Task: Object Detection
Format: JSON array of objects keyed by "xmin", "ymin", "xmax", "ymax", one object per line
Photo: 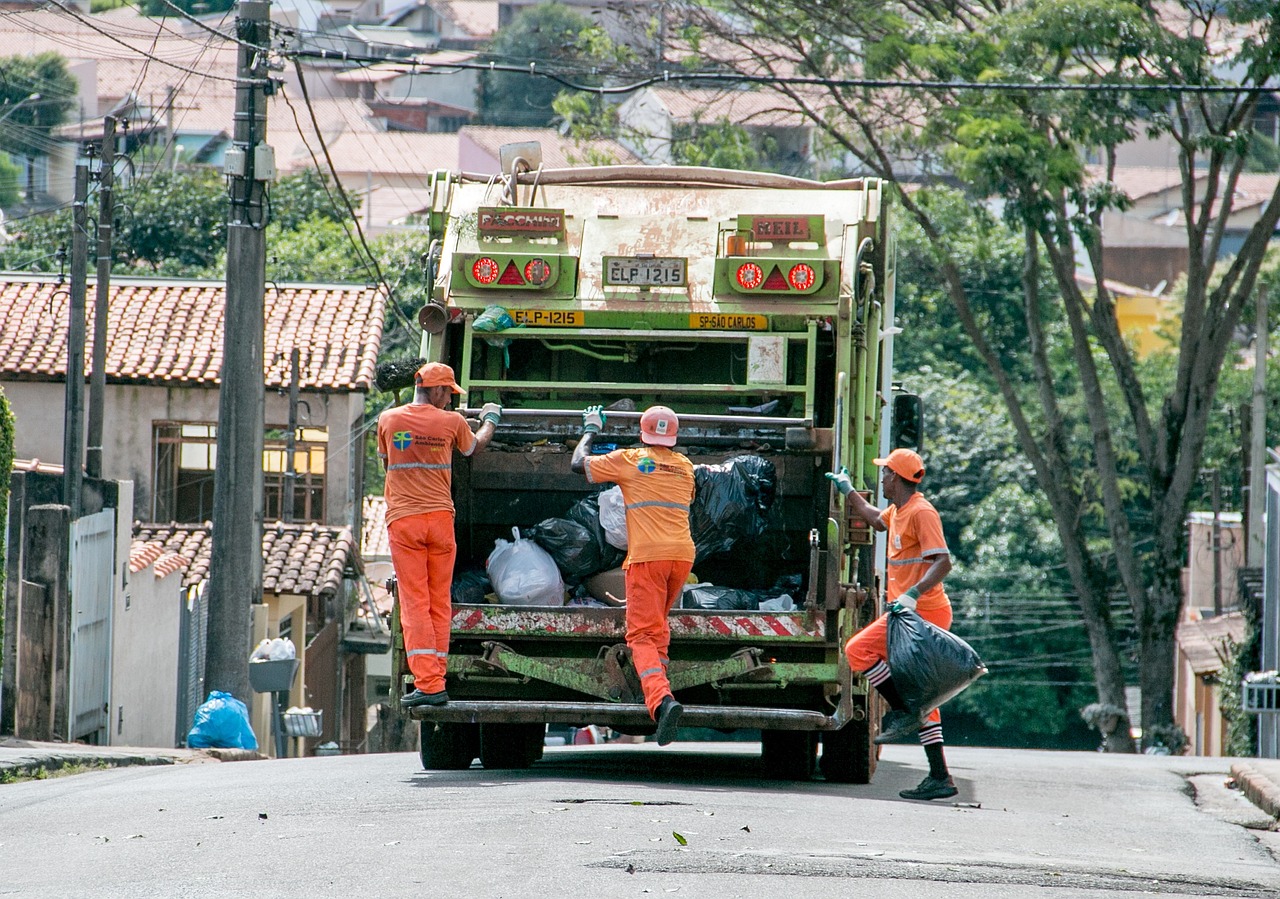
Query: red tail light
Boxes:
[
  {"xmin": 736, "ymin": 262, "xmax": 764, "ymax": 290},
  {"xmin": 524, "ymin": 258, "xmax": 552, "ymax": 286},
  {"xmin": 472, "ymin": 257, "xmax": 500, "ymax": 285},
  {"xmin": 788, "ymin": 263, "xmax": 816, "ymax": 291}
]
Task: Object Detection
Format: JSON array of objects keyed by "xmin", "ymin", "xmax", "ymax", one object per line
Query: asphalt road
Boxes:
[{"xmin": 1, "ymin": 743, "xmax": 1277, "ymax": 898}]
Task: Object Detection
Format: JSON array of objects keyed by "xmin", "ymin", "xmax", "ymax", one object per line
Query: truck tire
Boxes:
[
  {"xmin": 479, "ymin": 723, "xmax": 545, "ymax": 769},
  {"xmin": 819, "ymin": 722, "xmax": 875, "ymax": 784},
  {"xmin": 419, "ymin": 721, "xmax": 479, "ymax": 771},
  {"xmin": 760, "ymin": 730, "xmax": 818, "ymax": 780}
]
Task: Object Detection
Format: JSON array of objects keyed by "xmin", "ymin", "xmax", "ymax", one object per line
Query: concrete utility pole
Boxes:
[
  {"xmin": 284, "ymin": 347, "xmax": 300, "ymax": 524},
  {"xmin": 87, "ymin": 117, "xmax": 115, "ymax": 480},
  {"xmin": 62, "ymin": 161, "xmax": 89, "ymax": 518},
  {"xmin": 205, "ymin": 0, "xmax": 273, "ymax": 701},
  {"xmin": 1247, "ymin": 287, "xmax": 1269, "ymax": 568}
]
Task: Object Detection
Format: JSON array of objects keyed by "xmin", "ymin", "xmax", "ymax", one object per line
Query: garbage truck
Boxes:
[{"xmin": 390, "ymin": 149, "xmax": 916, "ymax": 783}]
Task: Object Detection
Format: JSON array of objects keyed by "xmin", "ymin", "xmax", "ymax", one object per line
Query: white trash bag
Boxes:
[
  {"xmin": 597, "ymin": 486, "xmax": 629, "ymax": 550},
  {"xmin": 486, "ymin": 527, "xmax": 566, "ymax": 606},
  {"xmin": 250, "ymin": 636, "xmax": 297, "ymax": 661}
]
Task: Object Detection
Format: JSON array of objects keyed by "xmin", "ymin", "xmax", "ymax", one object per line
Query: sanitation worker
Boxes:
[
  {"xmin": 378, "ymin": 362, "xmax": 501, "ymax": 708},
  {"xmin": 571, "ymin": 404, "xmax": 694, "ymax": 745},
  {"xmin": 827, "ymin": 448, "xmax": 957, "ymax": 801}
]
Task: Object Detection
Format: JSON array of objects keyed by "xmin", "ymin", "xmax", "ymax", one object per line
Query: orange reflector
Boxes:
[
  {"xmin": 736, "ymin": 262, "xmax": 764, "ymax": 290},
  {"xmin": 524, "ymin": 258, "xmax": 552, "ymax": 286},
  {"xmin": 788, "ymin": 263, "xmax": 816, "ymax": 291},
  {"xmin": 472, "ymin": 257, "xmax": 500, "ymax": 285},
  {"xmin": 497, "ymin": 260, "xmax": 524, "ymax": 285},
  {"xmin": 762, "ymin": 266, "xmax": 789, "ymax": 290}
]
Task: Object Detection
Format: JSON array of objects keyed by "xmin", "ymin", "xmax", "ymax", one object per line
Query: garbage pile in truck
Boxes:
[{"xmin": 472, "ymin": 454, "xmax": 801, "ymax": 610}]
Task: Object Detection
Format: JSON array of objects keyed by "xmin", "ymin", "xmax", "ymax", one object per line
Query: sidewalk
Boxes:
[
  {"xmin": 0, "ymin": 737, "xmax": 262, "ymax": 781},
  {"xmin": 1232, "ymin": 759, "xmax": 1280, "ymax": 822}
]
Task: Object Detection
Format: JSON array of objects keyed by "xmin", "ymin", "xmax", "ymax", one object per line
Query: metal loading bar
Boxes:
[
  {"xmin": 408, "ymin": 700, "xmax": 848, "ymax": 731},
  {"xmin": 459, "ymin": 408, "xmax": 811, "ymax": 429}
]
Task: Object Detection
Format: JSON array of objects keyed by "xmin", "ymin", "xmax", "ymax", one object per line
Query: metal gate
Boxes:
[{"xmin": 68, "ymin": 510, "xmax": 116, "ymax": 742}]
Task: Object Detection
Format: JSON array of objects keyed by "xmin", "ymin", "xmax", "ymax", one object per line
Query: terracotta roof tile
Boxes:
[
  {"xmin": 0, "ymin": 276, "xmax": 384, "ymax": 391},
  {"xmin": 1176, "ymin": 611, "xmax": 1246, "ymax": 676},
  {"xmin": 131, "ymin": 521, "xmax": 356, "ymax": 597},
  {"xmin": 362, "ymin": 495, "xmax": 390, "ymax": 560},
  {"xmin": 459, "ymin": 125, "xmax": 640, "ymax": 170}
]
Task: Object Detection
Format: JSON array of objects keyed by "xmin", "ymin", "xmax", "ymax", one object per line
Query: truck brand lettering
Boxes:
[
  {"xmin": 478, "ymin": 207, "xmax": 565, "ymax": 234},
  {"xmin": 510, "ymin": 309, "xmax": 585, "ymax": 326},
  {"xmin": 750, "ymin": 217, "xmax": 810, "ymax": 240},
  {"xmin": 690, "ymin": 313, "xmax": 767, "ymax": 330}
]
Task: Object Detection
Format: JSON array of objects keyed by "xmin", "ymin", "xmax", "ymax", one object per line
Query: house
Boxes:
[
  {"xmin": 1174, "ymin": 610, "xmax": 1247, "ymax": 757},
  {"xmin": 332, "ymin": 52, "xmax": 481, "ymax": 133},
  {"xmin": 458, "ymin": 125, "xmax": 640, "ymax": 172},
  {"xmin": 0, "ymin": 274, "xmax": 383, "ymax": 528}
]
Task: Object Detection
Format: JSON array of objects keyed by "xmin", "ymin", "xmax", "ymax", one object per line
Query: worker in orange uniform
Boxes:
[
  {"xmin": 827, "ymin": 448, "xmax": 957, "ymax": 801},
  {"xmin": 378, "ymin": 362, "xmax": 501, "ymax": 708},
  {"xmin": 571, "ymin": 404, "xmax": 694, "ymax": 745}
]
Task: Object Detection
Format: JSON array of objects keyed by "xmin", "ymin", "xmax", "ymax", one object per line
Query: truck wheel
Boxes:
[
  {"xmin": 419, "ymin": 721, "xmax": 479, "ymax": 770},
  {"xmin": 819, "ymin": 722, "xmax": 875, "ymax": 784},
  {"xmin": 760, "ymin": 730, "xmax": 818, "ymax": 780},
  {"xmin": 479, "ymin": 723, "xmax": 545, "ymax": 769}
]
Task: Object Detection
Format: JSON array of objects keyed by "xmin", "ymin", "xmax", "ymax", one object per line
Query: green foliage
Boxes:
[
  {"xmin": 0, "ymin": 152, "xmax": 20, "ymax": 208},
  {"xmin": 0, "ymin": 53, "xmax": 78, "ymax": 161},
  {"xmin": 265, "ymin": 215, "xmax": 366, "ymax": 283},
  {"xmin": 138, "ymin": 0, "xmax": 234, "ymax": 15},
  {"xmin": 90, "ymin": 0, "xmax": 127, "ymax": 10},
  {"xmin": 115, "ymin": 169, "xmax": 227, "ymax": 271},
  {"xmin": 269, "ymin": 170, "xmax": 355, "ymax": 232},
  {"xmin": 479, "ymin": 3, "xmax": 630, "ymax": 127},
  {"xmin": 672, "ymin": 119, "xmax": 761, "ymax": 170}
]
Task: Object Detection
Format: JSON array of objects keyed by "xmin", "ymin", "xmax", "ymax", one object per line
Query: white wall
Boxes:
[{"xmin": 110, "ymin": 566, "xmax": 183, "ymax": 747}]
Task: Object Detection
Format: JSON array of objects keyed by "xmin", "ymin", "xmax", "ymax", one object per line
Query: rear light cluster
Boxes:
[
  {"xmin": 471, "ymin": 256, "xmax": 555, "ymax": 287},
  {"xmin": 735, "ymin": 262, "xmax": 818, "ymax": 292}
]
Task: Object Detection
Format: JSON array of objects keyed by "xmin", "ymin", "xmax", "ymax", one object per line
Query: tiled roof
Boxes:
[
  {"xmin": 1176, "ymin": 611, "xmax": 1246, "ymax": 676},
  {"xmin": 459, "ymin": 125, "xmax": 641, "ymax": 170},
  {"xmin": 362, "ymin": 495, "xmax": 390, "ymax": 560},
  {"xmin": 131, "ymin": 521, "xmax": 357, "ymax": 597},
  {"xmin": 0, "ymin": 276, "xmax": 384, "ymax": 391},
  {"xmin": 433, "ymin": 0, "xmax": 500, "ymax": 38},
  {"xmin": 645, "ymin": 87, "xmax": 812, "ymax": 128}
]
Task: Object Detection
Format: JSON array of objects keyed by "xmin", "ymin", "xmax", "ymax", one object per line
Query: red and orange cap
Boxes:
[{"xmin": 872, "ymin": 447, "xmax": 925, "ymax": 483}]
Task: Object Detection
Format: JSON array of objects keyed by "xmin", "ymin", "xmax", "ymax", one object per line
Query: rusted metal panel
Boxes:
[{"xmin": 450, "ymin": 605, "xmax": 826, "ymax": 642}]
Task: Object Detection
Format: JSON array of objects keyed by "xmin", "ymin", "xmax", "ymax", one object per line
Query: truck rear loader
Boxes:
[{"xmin": 390, "ymin": 154, "xmax": 911, "ymax": 783}]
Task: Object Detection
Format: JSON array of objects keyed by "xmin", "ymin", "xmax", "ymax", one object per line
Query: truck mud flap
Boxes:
[{"xmin": 407, "ymin": 700, "xmax": 852, "ymax": 732}]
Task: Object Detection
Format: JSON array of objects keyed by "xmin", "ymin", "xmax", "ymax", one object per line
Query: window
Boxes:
[{"xmin": 153, "ymin": 423, "xmax": 328, "ymax": 523}]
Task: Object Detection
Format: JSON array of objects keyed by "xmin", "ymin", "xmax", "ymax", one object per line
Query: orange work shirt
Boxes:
[
  {"xmin": 584, "ymin": 446, "xmax": 695, "ymax": 567},
  {"xmin": 377, "ymin": 402, "xmax": 477, "ymax": 525},
  {"xmin": 880, "ymin": 492, "xmax": 951, "ymax": 611}
]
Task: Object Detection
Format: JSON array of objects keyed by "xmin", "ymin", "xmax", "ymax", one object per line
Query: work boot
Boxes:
[
  {"xmin": 899, "ymin": 774, "xmax": 958, "ymax": 801},
  {"xmin": 400, "ymin": 688, "xmax": 449, "ymax": 708},
  {"xmin": 873, "ymin": 708, "xmax": 920, "ymax": 744},
  {"xmin": 654, "ymin": 695, "xmax": 683, "ymax": 746}
]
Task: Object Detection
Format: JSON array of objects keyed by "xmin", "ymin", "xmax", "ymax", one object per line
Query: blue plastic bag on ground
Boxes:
[
  {"xmin": 886, "ymin": 607, "xmax": 987, "ymax": 718},
  {"xmin": 187, "ymin": 691, "xmax": 259, "ymax": 750}
]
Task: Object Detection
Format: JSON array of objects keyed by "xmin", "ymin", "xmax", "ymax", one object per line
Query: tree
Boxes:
[
  {"xmin": 0, "ymin": 153, "xmax": 20, "ymax": 209},
  {"xmin": 138, "ymin": 0, "xmax": 233, "ymax": 15},
  {"xmin": 686, "ymin": 0, "xmax": 1280, "ymax": 750},
  {"xmin": 479, "ymin": 3, "xmax": 628, "ymax": 127},
  {"xmin": 0, "ymin": 53, "xmax": 78, "ymax": 197}
]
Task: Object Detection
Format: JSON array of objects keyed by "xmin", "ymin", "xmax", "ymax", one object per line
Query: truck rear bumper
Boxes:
[{"xmin": 406, "ymin": 700, "xmax": 852, "ymax": 732}]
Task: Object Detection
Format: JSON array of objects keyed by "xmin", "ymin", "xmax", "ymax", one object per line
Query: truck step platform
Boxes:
[{"xmin": 407, "ymin": 700, "xmax": 848, "ymax": 732}]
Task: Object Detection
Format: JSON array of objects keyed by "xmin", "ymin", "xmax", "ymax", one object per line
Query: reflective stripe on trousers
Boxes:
[{"xmin": 388, "ymin": 510, "xmax": 456, "ymax": 694}]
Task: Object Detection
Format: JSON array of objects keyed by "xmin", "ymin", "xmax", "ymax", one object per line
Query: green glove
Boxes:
[{"xmin": 824, "ymin": 466, "xmax": 854, "ymax": 496}]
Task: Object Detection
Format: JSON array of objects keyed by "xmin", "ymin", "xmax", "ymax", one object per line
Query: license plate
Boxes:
[
  {"xmin": 510, "ymin": 309, "xmax": 584, "ymax": 327},
  {"xmin": 689, "ymin": 313, "xmax": 767, "ymax": 330},
  {"xmin": 603, "ymin": 256, "xmax": 688, "ymax": 287}
]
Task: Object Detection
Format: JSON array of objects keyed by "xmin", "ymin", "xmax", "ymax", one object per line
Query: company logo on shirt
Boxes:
[
  {"xmin": 637, "ymin": 457, "xmax": 657, "ymax": 474},
  {"xmin": 393, "ymin": 430, "xmax": 413, "ymax": 450}
]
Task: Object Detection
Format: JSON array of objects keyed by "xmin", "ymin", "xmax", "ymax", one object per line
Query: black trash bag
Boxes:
[
  {"xmin": 523, "ymin": 493, "xmax": 625, "ymax": 583},
  {"xmin": 690, "ymin": 455, "xmax": 777, "ymax": 562},
  {"xmin": 680, "ymin": 584, "xmax": 769, "ymax": 611},
  {"xmin": 451, "ymin": 569, "xmax": 491, "ymax": 605},
  {"xmin": 886, "ymin": 607, "xmax": 987, "ymax": 718},
  {"xmin": 564, "ymin": 492, "xmax": 625, "ymax": 573}
]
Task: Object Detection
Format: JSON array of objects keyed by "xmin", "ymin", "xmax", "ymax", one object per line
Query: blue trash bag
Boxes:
[
  {"xmin": 186, "ymin": 691, "xmax": 259, "ymax": 750},
  {"xmin": 886, "ymin": 607, "xmax": 987, "ymax": 719}
]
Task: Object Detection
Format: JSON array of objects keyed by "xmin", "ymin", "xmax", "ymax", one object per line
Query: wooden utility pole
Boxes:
[
  {"xmin": 205, "ymin": 0, "xmax": 272, "ymax": 701},
  {"xmin": 87, "ymin": 116, "xmax": 115, "ymax": 479},
  {"xmin": 62, "ymin": 161, "xmax": 89, "ymax": 518}
]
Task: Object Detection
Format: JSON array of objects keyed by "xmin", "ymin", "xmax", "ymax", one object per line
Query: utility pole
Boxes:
[
  {"xmin": 284, "ymin": 347, "xmax": 300, "ymax": 524},
  {"xmin": 1210, "ymin": 470, "xmax": 1222, "ymax": 616},
  {"xmin": 87, "ymin": 116, "xmax": 115, "ymax": 480},
  {"xmin": 1247, "ymin": 287, "xmax": 1269, "ymax": 568},
  {"xmin": 62, "ymin": 161, "xmax": 89, "ymax": 518},
  {"xmin": 205, "ymin": 0, "xmax": 273, "ymax": 701}
]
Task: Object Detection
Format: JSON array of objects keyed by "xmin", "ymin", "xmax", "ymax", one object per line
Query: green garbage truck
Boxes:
[{"xmin": 391, "ymin": 151, "xmax": 913, "ymax": 783}]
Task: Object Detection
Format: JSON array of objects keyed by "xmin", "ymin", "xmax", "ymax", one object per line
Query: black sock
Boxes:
[
  {"xmin": 924, "ymin": 742, "xmax": 949, "ymax": 780},
  {"xmin": 874, "ymin": 677, "xmax": 907, "ymax": 711}
]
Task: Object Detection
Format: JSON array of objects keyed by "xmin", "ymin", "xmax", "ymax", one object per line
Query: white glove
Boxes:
[
  {"xmin": 825, "ymin": 466, "xmax": 854, "ymax": 496},
  {"xmin": 480, "ymin": 402, "xmax": 502, "ymax": 425},
  {"xmin": 582, "ymin": 405, "xmax": 606, "ymax": 433},
  {"xmin": 896, "ymin": 586, "xmax": 921, "ymax": 611}
]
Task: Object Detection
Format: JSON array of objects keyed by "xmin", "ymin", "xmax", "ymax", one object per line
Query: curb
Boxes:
[{"xmin": 1231, "ymin": 762, "xmax": 1280, "ymax": 822}]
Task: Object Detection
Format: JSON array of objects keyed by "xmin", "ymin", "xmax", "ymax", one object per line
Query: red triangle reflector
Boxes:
[
  {"xmin": 762, "ymin": 266, "xmax": 789, "ymax": 290},
  {"xmin": 498, "ymin": 260, "xmax": 525, "ymax": 285}
]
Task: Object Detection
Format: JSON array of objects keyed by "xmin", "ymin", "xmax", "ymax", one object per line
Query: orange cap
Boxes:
[
  {"xmin": 872, "ymin": 447, "xmax": 924, "ymax": 483},
  {"xmin": 414, "ymin": 362, "xmax": 465, "ymax": 394}
]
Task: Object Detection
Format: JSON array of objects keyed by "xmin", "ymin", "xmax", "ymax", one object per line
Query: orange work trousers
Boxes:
[
  {"xmin": 388, "ymin": 511, "xmax": 457, "ymax": 694},
  {"xmin": 624, "ymin": 559, "xmax": 694, "ymax": 718},
  {"xmin": 846, "ymin": 603, "xmax": 953, "ymax": 725}
]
